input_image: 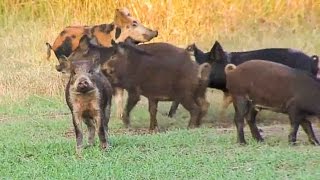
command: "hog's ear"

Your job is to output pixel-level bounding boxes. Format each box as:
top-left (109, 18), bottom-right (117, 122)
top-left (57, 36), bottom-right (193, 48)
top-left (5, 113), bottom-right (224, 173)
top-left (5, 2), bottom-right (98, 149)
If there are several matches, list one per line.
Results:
top-left (92, 53), bottom-right (101, 66)
top-left (92, 61), bottom-right (101, 74)
top-left (85, 25), bottom-right (101, 46)
top-left (58, 55), bottom-right (72, 74)
top-left (186, 43), bottom-right (196, 51)
top-left (111, 39), bottom-right (117, 46)
top-left (114, 8), bottom-right (130, 27)
top-left (58, 55), bottom-right (68, 63)
top-left (78, 35), bottom-right (90, 52)
top-left (208, 41), bottom-right (226, 64)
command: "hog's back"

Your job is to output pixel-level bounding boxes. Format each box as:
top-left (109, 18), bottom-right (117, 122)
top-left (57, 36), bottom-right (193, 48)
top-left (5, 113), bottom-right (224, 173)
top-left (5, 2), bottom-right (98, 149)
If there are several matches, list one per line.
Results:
top-left (227, 60), bottom-right (298, 110)
top-left (131, 43), bottom-right (200, 96)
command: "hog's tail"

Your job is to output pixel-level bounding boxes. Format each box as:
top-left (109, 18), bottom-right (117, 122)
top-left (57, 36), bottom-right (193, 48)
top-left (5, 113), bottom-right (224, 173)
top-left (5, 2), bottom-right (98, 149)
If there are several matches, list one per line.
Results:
top-left (46, 42), bottom-right (52, 60)
top-left (195, 63), bottom-right (211, 98)
top-left (311, 55), bottom-right (319, 61)
top-left (198, 63), bottom-right (211, 81)
top-left (225, 64), bottom-right (237, 74)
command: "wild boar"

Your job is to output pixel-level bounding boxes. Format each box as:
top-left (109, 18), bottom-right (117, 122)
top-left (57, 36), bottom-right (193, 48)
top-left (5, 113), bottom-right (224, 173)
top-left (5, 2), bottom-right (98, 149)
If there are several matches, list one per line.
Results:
top-left (47, 8), bottom-right (158, 120)
top-left (64, 59), bottom-right (113, 155)
top-left (100, 42), bottom-right (211, 129)
top-left (168, 41), bottom-right (319, 120)
top-left (46, 8), bottom-right (158, 63)
top-left (225, 60), bottom-right (320, 145)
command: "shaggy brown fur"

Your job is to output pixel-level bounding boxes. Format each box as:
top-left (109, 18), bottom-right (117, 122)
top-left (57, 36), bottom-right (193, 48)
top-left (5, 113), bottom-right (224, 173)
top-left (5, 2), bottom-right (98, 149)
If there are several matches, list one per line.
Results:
top-left (64, 59), bottom-right (113, 155)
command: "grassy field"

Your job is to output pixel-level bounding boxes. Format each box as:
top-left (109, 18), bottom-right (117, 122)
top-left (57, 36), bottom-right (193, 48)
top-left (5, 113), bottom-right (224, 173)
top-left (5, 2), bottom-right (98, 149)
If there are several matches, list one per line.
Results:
top-left (1, 0), bottom-right (320, 179)
top-left (0, 96), bottom-right (320, 179)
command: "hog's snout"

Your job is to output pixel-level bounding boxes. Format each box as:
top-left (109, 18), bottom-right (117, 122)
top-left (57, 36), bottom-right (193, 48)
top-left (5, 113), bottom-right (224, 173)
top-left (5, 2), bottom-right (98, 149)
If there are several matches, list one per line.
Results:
top-left (153, 30), bottom-right (158, 37)
top-left (78, 79), bottom-right (89, 88)
top-left (76, 78), bottom-right (94, 93)
top-left (143, 29), bottom-right (158, 41)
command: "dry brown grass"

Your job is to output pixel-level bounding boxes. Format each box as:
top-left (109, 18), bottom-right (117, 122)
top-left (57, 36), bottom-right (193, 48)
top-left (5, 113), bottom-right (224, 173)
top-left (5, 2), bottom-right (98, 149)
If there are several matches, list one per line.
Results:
top-left (0, 0), bottom-right (320, 104)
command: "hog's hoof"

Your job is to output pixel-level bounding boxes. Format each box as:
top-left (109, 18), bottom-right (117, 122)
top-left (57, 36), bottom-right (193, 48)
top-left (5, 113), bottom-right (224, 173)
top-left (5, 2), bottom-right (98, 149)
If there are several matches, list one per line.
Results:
top-left (237, 140), bottom-right (247, 146)
top-left (255, 138), bottom-right (264, 143)
top-left (310, 140), bottom-right (320, 146)
top-left (100, 142), bottom-right (109, 150)
top-left (149, 127), bottom-right (160, 134)
top-left (167, 112), bottom-right (175, 118)
top-left (76, 147), bottom-right (83, 159)
top-left (116, 113), bottom-right (123, 120)
top-left (84, 144), bottom-right (94, 149)
top-left (289, 141), bottom-right (298, 146)
top-left (188, 124), bottom-right (199, 129)
top-left (123, 123), bottom-right (131, 129)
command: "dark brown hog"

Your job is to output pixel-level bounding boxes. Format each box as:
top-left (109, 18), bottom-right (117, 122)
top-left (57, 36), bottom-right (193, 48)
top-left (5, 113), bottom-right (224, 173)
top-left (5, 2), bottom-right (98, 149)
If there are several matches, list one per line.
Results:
top-left (58, 35), bottom-right (125, 120)
top-left (101, 42), bottom-right (211, 130)
top-left (225, 60), bottom-right (320, 145)
top-left (64, 58), bottom-right (113, 155)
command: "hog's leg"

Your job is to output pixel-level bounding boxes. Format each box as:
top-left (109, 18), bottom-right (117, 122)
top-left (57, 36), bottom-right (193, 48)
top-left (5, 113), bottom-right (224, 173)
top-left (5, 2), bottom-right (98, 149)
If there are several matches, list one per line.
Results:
top-left (97, 111), bottom-right (108, 150)
top-left (287, 106), bottom-right (302, 145)
top-left (196, 97), bottom-right (209, 126)
top-left (180, 97), bottom-right (201, 129)
top-left (104, 100), bottom-right (112, 133)
top-left (220, 92), bottom-right (233, 120)
top-left (84, 118), bottom-right (96, 147)
top-left (123, 90), bottom-right (140, 128)
top-left (246, 104), bottom-right (263, 142)
top-left (300, 118), bottom-right (320, 145)
top-left (233, 96), bottom-right (249, 145)
top-left (72, 113), bottom-right (83, 155)
top-left (168, 101), bottom-right (179, 118)
top-left (148, 99), bottom-right (159, 131)
top-left (114, 87), bottom-right (124, 119)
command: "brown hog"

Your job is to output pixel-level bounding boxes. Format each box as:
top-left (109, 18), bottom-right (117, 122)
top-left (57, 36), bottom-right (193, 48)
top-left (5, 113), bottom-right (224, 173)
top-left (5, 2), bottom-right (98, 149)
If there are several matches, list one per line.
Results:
top-left (225, 60), bottom-right (320, 145)
top-left (101, 42), bottom-right (211, 130)
top-left (64, 58), bottom-right (113, 155)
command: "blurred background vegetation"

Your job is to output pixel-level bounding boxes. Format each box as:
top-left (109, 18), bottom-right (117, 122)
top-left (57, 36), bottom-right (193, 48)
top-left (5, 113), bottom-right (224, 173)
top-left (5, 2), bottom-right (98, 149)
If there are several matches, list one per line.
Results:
top-left (0, 0), bottom-right (320, 104)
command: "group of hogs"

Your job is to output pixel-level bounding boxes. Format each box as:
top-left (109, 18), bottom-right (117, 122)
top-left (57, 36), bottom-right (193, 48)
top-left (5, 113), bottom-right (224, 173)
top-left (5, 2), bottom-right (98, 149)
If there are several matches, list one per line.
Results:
top-left (46, 8), bottom-right (320, 154)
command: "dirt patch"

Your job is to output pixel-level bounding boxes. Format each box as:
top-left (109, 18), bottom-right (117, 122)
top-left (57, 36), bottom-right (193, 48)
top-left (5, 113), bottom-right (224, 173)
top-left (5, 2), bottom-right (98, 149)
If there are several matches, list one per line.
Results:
top-left (216, 122), bottom-right (320, 145)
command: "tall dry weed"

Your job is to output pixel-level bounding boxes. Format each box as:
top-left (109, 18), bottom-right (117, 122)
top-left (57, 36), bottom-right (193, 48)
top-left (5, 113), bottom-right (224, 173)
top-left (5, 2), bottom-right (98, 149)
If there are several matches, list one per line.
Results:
top-left (0, 0), bottom-right (320, 103)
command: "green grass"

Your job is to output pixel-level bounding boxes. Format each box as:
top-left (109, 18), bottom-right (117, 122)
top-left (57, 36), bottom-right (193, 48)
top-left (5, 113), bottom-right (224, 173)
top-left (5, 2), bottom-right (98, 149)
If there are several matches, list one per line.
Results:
top-left (1, 1), bottom-right (320, 178)
top-left (0, 97), bottom-right (319, 179)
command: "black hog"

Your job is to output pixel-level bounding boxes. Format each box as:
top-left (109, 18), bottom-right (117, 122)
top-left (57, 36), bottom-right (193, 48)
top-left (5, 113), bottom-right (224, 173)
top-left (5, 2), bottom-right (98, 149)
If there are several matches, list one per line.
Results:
top-left (225, 60), bottom-right (320, 145)
top-left (100, 42), bottom-right (211, 130)
top-left (65, 59), bottom-right (113, 155)
top-left (168, 41), bottom-right (319, 119)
